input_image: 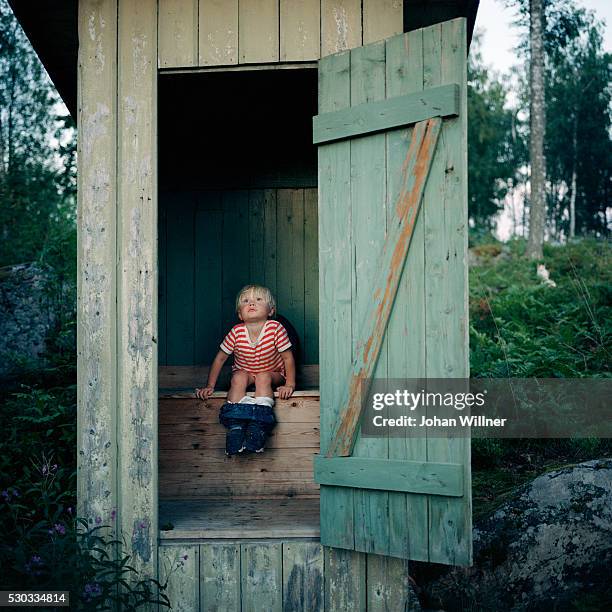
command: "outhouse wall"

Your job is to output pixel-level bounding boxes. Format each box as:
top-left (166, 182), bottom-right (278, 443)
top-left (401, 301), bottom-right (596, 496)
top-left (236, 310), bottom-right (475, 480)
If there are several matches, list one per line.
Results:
top-left (77, 0), bottom-right (430, 607)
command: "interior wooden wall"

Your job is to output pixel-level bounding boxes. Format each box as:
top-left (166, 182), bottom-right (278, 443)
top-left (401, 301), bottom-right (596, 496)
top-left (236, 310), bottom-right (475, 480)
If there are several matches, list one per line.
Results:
top-left (159, 188), bottom-right (318, 366)
top-left (158, 0), bottom-right (403, 68)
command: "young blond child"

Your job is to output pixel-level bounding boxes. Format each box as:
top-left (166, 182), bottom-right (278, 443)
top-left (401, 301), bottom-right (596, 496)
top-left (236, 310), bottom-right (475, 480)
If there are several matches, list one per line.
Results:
top-left (195, 285), bottom-right (296, 455)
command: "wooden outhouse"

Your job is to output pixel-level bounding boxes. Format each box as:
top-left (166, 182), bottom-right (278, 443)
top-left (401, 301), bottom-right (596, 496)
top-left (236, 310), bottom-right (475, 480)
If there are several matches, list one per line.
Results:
top-left (13, 0), bottom-right (479, 608)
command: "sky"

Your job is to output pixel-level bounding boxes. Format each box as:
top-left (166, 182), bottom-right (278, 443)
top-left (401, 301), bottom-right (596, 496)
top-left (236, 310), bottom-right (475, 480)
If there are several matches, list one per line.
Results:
top-left (475, 0), bottom-right (612, 75)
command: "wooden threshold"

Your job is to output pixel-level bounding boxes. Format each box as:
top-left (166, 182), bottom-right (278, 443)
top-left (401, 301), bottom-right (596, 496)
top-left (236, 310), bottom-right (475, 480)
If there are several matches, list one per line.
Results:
top-left (159, 497), bottom-right (320, 540)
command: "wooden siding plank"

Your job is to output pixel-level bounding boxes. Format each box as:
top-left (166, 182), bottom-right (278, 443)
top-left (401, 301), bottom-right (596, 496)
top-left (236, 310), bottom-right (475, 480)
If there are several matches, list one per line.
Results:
top-left (198, 0), bottom-right (239, 66)
top-left (248, 190), bottom-right (266, 286)
top-left (241, 543), bottom-right (283, 612)
top-left (160, 421), bottom-right (320, 450)
top-left (312, 84), bottom-right (460, 144)
top-left (195, 192), bottom-right (223, 365)
top-left (425, 17), bottom-right (471, 567)
top-left (158, 0), bottom-right (198, 68)
top-left (280, 0), bottom-right (320, 61)
top-left (117, 0), bottom-right (158, 578)
top-left (221, 191), bottom-right (250, 334)
top-left (239, 0), bottom-right (280, 64)
top-left (324, 547), bottom-right (366, 611)
top-left (277, 189), bottom-right (305, 360)
top-left (385, 28), bottom-right (429, 561)
top-left (263, 189), bottom-right (278, 299)
top-left (159, 395), bottom-right (320, 423)
top-left (326, 118), bottom-right (441, 459)
top-left (160, 447), bottom-right (317, 472)
top-left (366, 554), bottom-right (413, 611)
top-left (321, 0), bottom-right (362, 56)
top-left (282, 542), bottom-right (324, 612)
top-left (200, 543), bottom-right (241, 611)
top-left (349, 40), bottom-right (390, 557)
top-left (303, 188), bottom-right (319, 365)
top-left (314, 457), bottom-right (463, 496)
top-left (159, 545), bottom-right (199, 611)
top-left (77, 0), bottom-right (118, 528)
top-left (167, 193), bottom-right (196, 364)
top-left (159, 195), bottom-right (168, 364)
top-left (363, 0), bottom-right (403, 45)
top-left (318, 49), bottom-right (354, 551)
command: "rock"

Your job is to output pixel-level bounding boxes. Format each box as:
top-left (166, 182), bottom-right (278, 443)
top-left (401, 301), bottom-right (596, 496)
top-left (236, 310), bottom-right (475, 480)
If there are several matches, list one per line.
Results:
top-left (0, 263), bottom-right (59, 379)
top-left (418, 459), bottom-right (612, 611)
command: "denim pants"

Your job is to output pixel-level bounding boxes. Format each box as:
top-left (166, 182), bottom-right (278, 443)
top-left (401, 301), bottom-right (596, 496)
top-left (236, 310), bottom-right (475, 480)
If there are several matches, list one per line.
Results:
top-left (219, 402), bottom-right (277, 453)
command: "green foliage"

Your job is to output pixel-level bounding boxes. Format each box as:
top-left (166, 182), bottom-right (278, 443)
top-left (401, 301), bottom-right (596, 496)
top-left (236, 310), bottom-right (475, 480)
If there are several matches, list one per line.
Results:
top-left (469, 239), bottom-right (610, 377)
top-left (468, 33), bottom-right (526, 229)
top-left (0, 0), bottom-right (77, 271)
top-left (0, 386), bottom-right (175, 609)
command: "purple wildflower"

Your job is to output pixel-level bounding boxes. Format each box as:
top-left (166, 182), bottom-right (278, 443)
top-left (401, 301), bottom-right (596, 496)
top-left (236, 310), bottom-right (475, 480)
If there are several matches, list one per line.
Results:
top-left (54, 523), bottom-right (66, 535)
top-left (139, 521), bottom-right (146, 529)
top-left (67, 507), bottom-right (73, 515)
top-left (1, 490), bottom-right (9, 501)
top-left (110, 509), bottom-right (116, 520)
top-left (83, 582), bottom-right (103, 601)
top-left (182, 554), bottom-right (188, 561)
top-left (95, 516), bottom-right (102, 525)
top-left (30, 555), bottom-right (42, 564)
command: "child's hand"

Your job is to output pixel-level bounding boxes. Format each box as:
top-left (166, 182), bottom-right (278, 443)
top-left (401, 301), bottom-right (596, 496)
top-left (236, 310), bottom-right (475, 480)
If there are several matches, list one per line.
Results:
top-left (276, 385), bottom-right (295, 400)
top-left (195, 386), bottom-right (214, 400)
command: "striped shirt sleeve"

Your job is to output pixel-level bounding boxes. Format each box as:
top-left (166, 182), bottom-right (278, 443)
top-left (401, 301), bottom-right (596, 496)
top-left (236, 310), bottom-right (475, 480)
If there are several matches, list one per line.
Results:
top-left (220, 327), bottom-right (236, 354)
top-left (275, 323), bottom-right (292, 352)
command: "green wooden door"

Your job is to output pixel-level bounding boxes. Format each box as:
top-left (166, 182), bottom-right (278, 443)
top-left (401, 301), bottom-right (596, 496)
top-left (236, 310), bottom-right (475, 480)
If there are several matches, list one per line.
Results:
top-left (314, 18), bottom-right (471, 566)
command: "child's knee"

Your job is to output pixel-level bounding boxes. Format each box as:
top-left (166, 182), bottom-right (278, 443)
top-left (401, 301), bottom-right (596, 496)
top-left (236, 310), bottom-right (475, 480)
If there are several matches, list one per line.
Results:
top-left (231, 371), bottom-right (250, 387)
top-left (254, 371), bottom-right (272, 385)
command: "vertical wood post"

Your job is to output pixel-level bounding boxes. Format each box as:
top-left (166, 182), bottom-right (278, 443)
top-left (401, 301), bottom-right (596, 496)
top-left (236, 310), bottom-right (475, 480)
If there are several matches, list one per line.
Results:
top-left (117, 0), bottom-right (159, 578)
top-left (77, 0), bottom-right (118, 533)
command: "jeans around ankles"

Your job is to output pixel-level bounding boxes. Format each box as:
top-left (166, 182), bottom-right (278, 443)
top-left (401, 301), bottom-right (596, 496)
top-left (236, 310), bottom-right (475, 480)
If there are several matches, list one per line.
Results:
top-left (219, 402), bottom-right (277, 453)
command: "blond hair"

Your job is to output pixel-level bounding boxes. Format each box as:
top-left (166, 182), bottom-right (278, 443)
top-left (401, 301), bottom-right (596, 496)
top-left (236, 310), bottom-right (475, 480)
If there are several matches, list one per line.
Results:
top-left (235, 284), bottom-right (276, 314)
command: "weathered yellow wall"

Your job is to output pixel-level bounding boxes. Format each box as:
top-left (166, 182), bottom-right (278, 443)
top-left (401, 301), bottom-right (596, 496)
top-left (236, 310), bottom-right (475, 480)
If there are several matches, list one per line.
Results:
top-left (158, 0), bottom-right (403, 68)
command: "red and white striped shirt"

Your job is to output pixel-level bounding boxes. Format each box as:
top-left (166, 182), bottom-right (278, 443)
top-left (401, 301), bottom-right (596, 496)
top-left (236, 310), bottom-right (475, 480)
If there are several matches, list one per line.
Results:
top-left (220, 320), bottom-right (292, 375)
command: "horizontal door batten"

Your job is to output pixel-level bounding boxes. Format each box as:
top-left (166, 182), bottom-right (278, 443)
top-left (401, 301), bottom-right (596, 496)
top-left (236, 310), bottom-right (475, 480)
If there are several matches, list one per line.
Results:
top-left (312, 83), bottom-right (459, 144)
top-left (314, 456), bottom-right (463, 497)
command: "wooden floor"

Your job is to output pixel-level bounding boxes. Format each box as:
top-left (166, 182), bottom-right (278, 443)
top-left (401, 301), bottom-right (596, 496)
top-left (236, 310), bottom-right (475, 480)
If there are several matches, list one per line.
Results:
top-left (159, 497), bottom-right (320, 539)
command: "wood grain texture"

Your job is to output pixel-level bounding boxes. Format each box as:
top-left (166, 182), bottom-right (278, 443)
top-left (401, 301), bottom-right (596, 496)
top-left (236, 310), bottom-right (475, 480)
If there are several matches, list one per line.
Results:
top-left (239, 0), bottom-right (279, 64)
top-left (158, 0), bottom-right (198, 68)
top-left (314, 456), bottom-right (463, 496)
top-left (199, 0), bottom-right (239, 66)
top-left (241, 542), bottom-right (283, 612)
top-left (349, 39), bottom-right (389, 557)
top-left (303, 188), bottom-right (319, 365)
top-left (366, 554), bottom-right (413, 611)
top-left (318, 49), bottom-right (355, 551)
top-left (363, 0), bottom-right (403, 44)
top-left (280, 0), bottom-right (320, 61)
top-left (158, 545), bottom-right (199, 611)
top-left (321, 0), bottom-right (362, 56)
top-left (77, 0), bottom-right (118, 531)
top-left (200, 543), bottom-right (241, 610)
top-left (385, 28), bottom-right (429, 562)
top-left (283, 542), bottom-right (324, 611)
top-left (324, 547), bottom-right (366, 611)
top-left (313, 84), bottom-right (459, 144)
top-left (425, 18), bottom-right (471, 567)
top-left (117, 0), bottom-right (158, 577)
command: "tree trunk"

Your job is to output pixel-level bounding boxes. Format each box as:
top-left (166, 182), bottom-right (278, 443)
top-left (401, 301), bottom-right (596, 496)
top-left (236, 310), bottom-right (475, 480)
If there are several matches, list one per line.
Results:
top-left (569, 117), bottom-right (577, 239)
top-left (526, 0), bottom-right (546, 260)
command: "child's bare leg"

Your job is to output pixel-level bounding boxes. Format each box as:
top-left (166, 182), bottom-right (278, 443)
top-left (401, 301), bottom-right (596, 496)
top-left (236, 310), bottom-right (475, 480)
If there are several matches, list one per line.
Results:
top-left (254, 371), bottom-right (285, 399)
top-left (227, 370), bottom-right (254, 403)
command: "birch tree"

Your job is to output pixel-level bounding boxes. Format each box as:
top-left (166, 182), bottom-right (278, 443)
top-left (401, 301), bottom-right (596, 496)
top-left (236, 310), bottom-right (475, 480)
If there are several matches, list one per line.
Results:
top-left (526, 0), bottom-right (546, 259)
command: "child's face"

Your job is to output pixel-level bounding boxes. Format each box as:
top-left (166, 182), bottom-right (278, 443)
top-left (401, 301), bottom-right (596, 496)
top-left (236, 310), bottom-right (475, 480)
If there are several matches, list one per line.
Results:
top-left (237, 291), bottom-right (272, 322)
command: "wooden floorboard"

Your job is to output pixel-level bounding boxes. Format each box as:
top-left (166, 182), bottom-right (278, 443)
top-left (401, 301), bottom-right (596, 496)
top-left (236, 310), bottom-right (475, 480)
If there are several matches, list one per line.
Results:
top-left (159, 497), bottom-right (320, 539)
